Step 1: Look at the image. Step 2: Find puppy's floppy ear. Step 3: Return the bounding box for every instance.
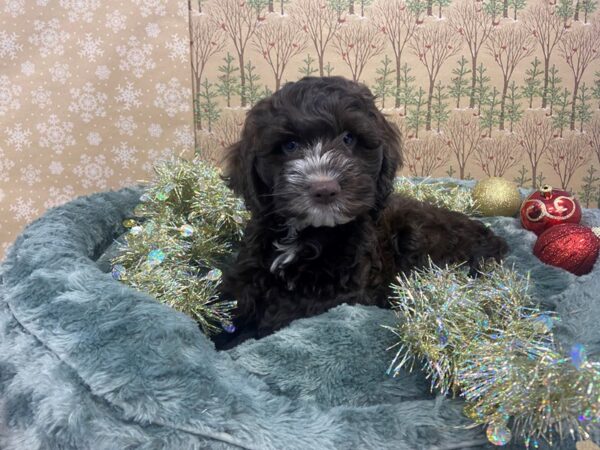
[221,140,265,213]
[353,81,402,211]
[374,113,403,211]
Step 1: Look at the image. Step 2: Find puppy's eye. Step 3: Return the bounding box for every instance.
[281,140,299,154]
[342,132,355,146]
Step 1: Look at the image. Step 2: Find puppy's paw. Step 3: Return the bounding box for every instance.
[467,226,509,277]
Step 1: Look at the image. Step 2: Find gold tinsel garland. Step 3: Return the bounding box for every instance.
[110,158,249,335]
[394,177,480,216]
[110,159,598,446]
[385,262,600,448]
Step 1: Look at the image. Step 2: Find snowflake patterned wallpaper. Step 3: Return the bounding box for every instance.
[2,0,600,260]
[0,0,195,259]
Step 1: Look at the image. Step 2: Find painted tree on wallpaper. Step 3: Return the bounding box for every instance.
[516,114,554,188]
[475,133,520,177]
[253,17,307,90]
[212,0,265,107]
[334,19,386,81]
[190,12,225,131]
[372,0,418,110]
[189,0,600,196]
[409,22,462,131]
[486,24,534,130]
[547,132,590,189]
[443,112,482,179]
[524,2,567,109]
[449,0,495,109]
[293,0,341,77]
[404,133,450,176]
[559,23,600,130]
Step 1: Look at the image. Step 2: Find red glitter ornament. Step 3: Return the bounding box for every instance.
[533,224,600,276]
[520,185,581,236]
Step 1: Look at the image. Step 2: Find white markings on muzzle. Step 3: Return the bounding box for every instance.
[282,141,354,229]
[287,141,340,182]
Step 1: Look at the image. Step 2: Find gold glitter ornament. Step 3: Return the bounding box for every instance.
[472,177,521,217]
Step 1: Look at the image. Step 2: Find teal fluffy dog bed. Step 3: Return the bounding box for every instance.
[1,185,599,449]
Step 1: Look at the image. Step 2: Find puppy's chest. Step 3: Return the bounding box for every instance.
[267,232,382,297]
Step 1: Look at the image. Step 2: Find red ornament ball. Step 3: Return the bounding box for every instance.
[533,224,600,276]
[520,185,581,236]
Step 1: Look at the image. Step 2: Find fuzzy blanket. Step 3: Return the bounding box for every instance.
[1,184,599,450]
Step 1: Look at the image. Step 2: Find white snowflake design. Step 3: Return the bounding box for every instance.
[174,125,194,148]
[49,62,71,84]
[5,123,31,151]
[44,185,75,209]
[29,19,70,57]
[0,188,5,203]
[72,154,114,189]
[87,132,102,146]
[0,148,15,182]
[0,75,21,116]
[111,142,138,168]
[77,34,104,62]
[106,10,127,33]
[0,31,23,60]
[48,161,64,175]
[176,1,188,17]
[115,82,142,110]
[21,61,34,76]
[142,147,176,173]
[36,0,49,5]
[20,163,41,187]
[95,65,111,80]
[165,34,187,62]
[31,86,52,109]
[133,0,166,17]
[9,197,39,222]
[116,36,155,78]
[148,123,163,137]
[59,0,100,22]
[154,77,190,118]
[4,0,25,17]
[115,176,135,188]
[115,115,137,136]
[146,23,160,38]
[37,114,75,154]
[68,82,107,123]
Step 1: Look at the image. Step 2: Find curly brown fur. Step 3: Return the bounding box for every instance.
[212,76,508,350]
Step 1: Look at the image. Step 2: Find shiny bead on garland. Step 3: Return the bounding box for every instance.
[471,177,522,217]
[123,218,136,228]
[155,183,175,201]
[222,322,236,333]
[486,422,512,446]
[111,264,127,280]
[130,226,143,236]
[147,249,165,267]
[204,268,222,281]
[532,314,554,333]
[179,224,194,237]
[571,343,588,369]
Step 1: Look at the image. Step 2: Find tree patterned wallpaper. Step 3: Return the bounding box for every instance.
[2,0,600,259]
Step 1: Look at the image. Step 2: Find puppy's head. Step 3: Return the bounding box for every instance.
[223,76,402,228]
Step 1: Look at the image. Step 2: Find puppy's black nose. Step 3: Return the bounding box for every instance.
[309,179,341,204]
